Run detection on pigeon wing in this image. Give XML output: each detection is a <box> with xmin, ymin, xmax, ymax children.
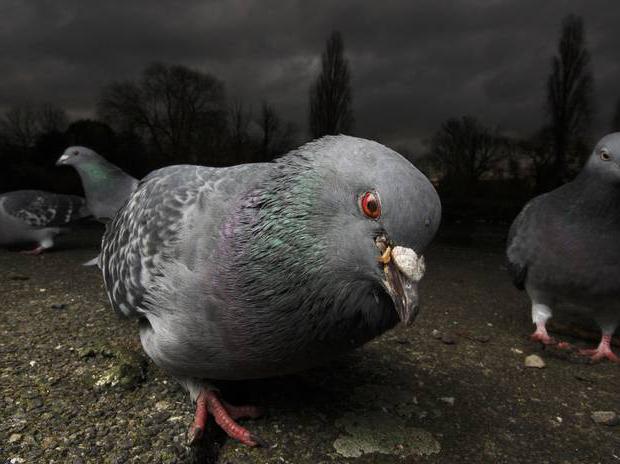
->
<box><xmin>100</xmin><ymin>164</ymin><xmax>268</xmax><ymax>319</ymax></box>
<box><xmin>2</xmin><ymin>190</ymin><xmax>87</xmax><ymax>228</ymax></box>
<box><xmin>506</xmin><ymin>198</ymin><xmax>541</xmax><ymax>290</ymax></box>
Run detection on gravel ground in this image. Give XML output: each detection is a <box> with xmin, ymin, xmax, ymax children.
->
<box><xmin>1</xmin><ymin>223</ymin><xmax>619</xmax><ymax>464</ymax></box>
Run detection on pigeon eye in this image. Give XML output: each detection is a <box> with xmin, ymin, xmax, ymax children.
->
<box><xmin>360</xmin><ymin>191</ymin><xmax>381</xmax><ymax>219</ymax></box>
<box><xmin>600</xmin><ymin>149</ymin><xmax>611</xmax><ymax>161</ymax></box>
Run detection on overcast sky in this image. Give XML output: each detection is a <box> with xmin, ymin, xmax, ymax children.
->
<box><xmin>1</xmin><ymin>0</ymin><xmax>618</xmax><ymax>154</ymax></box>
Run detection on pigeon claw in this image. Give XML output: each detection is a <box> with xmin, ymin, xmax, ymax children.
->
<box><xmin>188</xmin><ymin>389</ymin><xmax>265</xmax><ymax>447</ymax></box>
<box><xmin>530</xmin><ymin>323</ymin><xmax>557</xmax><ymax>345</ymax></box>
<box><xmin>249</xmin><ymin>433</ymin><xmax>270</xmax><ymax>448</ymax></box>
<box><xmin>187</xmin><ymin>424</ymin><xmax>204</xmax><ymax>446</ymax></box>
<box><xmin>221</xmin><ymin>401</ymin><xmax>264</xmax><ymax>420</ymax></box>
<box><xmin>529</xmin><ymin>332</ymin><xmax>557</xmax><ymax>345</ymax></box>
<box><xmin>578</xmin><ymin>335</ymin><xmax>620</xmax><ymax>363</ymax></box>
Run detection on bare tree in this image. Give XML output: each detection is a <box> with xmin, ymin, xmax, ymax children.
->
<box><xmin>258</xmin><ymin>101</ymin><xmax>280</xmax><ymax>159</ymax></box>
<box><xmin>431</xmin><ymin>116</ymin><xmax>503</xmax><ymax>190</ymax></box>
<box><xmin>0</xmin><ymin>105</ymin><xmax>39</xmax><ymax>150</ymax></box>
<box><xmin>0</xmin><ymin>103</ymin><xmax>68</xmax><ymax>151</ymax></box>
<box><xmin>546</xmin><ymin>14</ymin><xmax>593</xmax><ymax>186</ymax></box>
<box><xmin>98</xmin><ymin>62</ymin><xmax>227</xmax><ymax>162</ymax></box>
<box><xmin>612</xmin><ymin>98</ymin><xmax>620</xmax><ymax>132</ymax></box>
<box><xmin>256</xmin><ymin>102</ymin><xmax>297</xmax><ymax>161</ymax></box>
<box><xmin>38</xmin><ymin>103</ymin><xmax>69</xmax><ymax>133</ymax></box>
<box><xmin>309</xmin><ymin>31</ymin><xmax>354</xmax><ymax>138</ymax></box>
<box><xmin>229</xmin><ymin>100</ymin><xmax>251</xmax><ymax>149</ymax></box>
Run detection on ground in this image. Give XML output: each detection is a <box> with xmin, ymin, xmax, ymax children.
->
<box><xmin>1</xmin><ymin>223</ymin><xmax>619</xmax><ymax>464</ymax></box>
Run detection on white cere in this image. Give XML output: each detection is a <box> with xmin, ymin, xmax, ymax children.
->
<box><xmin>391</xmin><ymin>246</ymin><xmax>425</xmax><ymax>282</ymax></box>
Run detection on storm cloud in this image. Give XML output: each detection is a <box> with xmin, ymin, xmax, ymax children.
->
<box><xmin>1</xmin><ymin>0</ymin><xmax>618</xmax><ymax>153</ymax></box>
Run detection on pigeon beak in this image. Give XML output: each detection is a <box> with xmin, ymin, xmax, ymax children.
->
<box><xmin>376</xmin><ymin>238</ymin><xmax>425</xmax><ymax>326</ymax></box>
<box><xmin>56</xmin><ymin>154</ymin><xmax>68</xmax><ymax>166</ymax></box>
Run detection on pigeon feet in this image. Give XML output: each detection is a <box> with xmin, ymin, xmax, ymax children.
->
<box><xmin>530</xmin><ymin>325</ymin><xmax>557</xmax><ymax>345</ymax></box>
<box><xmin>187</xmin><ymin>389</ymin><xmax>266</xmax><ymax>447</ymax></box>
<box><xmin>19</xmin><ymin>245</ymin><xmax>46</xmax><ymax>255</ymax></box>
<box><xmin>578</xmin><ymin>335</ymin><xmax>620</xmax><ymax>363</ymax></box>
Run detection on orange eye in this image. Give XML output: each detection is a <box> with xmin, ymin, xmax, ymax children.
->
<box><xmin>360</xmin><ymin>191</ymin><xmax>381</xmax><ymax>219</ymax></box>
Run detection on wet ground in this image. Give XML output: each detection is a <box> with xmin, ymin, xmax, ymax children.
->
<box><xmin>1</xmin><ymin>223</ymin><xmax>619</xmax><ymax>464</ymax></box>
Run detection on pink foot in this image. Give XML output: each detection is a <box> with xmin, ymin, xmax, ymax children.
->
<box><xmin>221</xmin><ymin>400</ymin><xmax>264</xmax><ymax>420</ymax></box>
<box><xmin>530</xmin><ymin>322</ymin><xmax>557</xmax><ymax>345</ymax></box>
<box><xmin>578</xmin><ymin>335</ymin><xmax>620</xmax><ymax>363</ymax></box>
<box><xmin>19</xmin><ymin>245</ymin><xmax>46</xmax><ymax>255</ymax></box>
<box><xmin>187</xmin><ymin>390</ymin><xmax>266</xmax><ymax>447</ymax></box>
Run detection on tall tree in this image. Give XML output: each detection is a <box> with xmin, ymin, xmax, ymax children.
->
<box><xmin>546</xmin><ymin>14</ymin><xmax>593</xmax><ymax>186</ymax></box>
<box><xmin>257</xmin><ymin>101</ymin><xmax>297</xmax><ymax>161</ymax></box>
<box><xmin>97</xmin><ymin>62</ymin><xmax>227</xmax><ymax>163</ymax></box>
<box><xmin>612</xmin><ymin>98</ymin><xmax>620</xmax><ymax>131</ymax></box>
<box><xmin>309</xmin><ymin>31</ymin><xmax>354</xmax><ymax>138</ymax></box>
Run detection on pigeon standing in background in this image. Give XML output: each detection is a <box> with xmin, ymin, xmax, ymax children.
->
<box><xmin>56</xmin><ymin>146</ymin><xmax>138</xmax><ymax>223</ymax></box>
<box><xmin>100</xmin><ymin>135</ymin><xmax>441</xmax><ymax>446</ymax></box>
<box><xmin>0</xmin><ymin>190</ymin><xmax>88</xmax><ymax>254</ymax></box>
<box><xmin>507</xmin><ymin>132</ymin><xmax>620</xmax><ymax>362</ymax></box>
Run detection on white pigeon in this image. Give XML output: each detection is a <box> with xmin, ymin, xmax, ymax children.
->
<box><xmin>56</xmin><ymin>146</ymin><xmax>138</xmax><ymax>223</ymax></box>
<box><xmin>0</xmin><ymin>190</ymin><xmax>89</xmax><ymax>254</ymax></box>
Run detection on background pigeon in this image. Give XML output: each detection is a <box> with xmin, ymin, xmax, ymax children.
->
<box><xmin>0</xmin><ymin>190</ymin><xmax>88</xmax><ymax>254</ymax></box>
<box><xmin>507</xmin><ymin>132</ymin><xmax>620</xmax><ymax>362</ymax></box>
<box><xmin>57</xmin><ymin>146</ymin><xmax>138</xmax><ymax>223</ymax></box>
<box><xmin>100</xmin><ymin>135</ymin><xmax>441</xmax><ymax>446</ymax></box>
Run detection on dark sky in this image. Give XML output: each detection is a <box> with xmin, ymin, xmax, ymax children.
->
<box><xmin>1</xmin><ymin>0</ymin><xmax>618</xmax><ymax>154</ymax></box>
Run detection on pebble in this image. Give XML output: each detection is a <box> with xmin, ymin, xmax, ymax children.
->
<box><xmin>591</xmin><ymin>411</ymin><xmax>619</xmax><ymax>426</ymax></box>
<box><xmin>8</xmin><ymin>433</ymin><xmax>22</xmax><ymax>443</ymax></box>
<box><xmin>431</xmin><ymin>329</ymin><xmax>441</xmax><ymax>339</ymax></box>
<box><xmin>439</xmin><ymin>397</ymin><xmax>455</xmax><ymax>406</ymax></box>
<box><xmin>524</xmin><ymin>354</ymin><xmax>545</xmax><ymax>368</ymax></box>
<box><xmin>155</xmin><ymin>400</ymin><xmax>170</xmax><ymax>411</ymax></box>
<box><xmin>441</xmin><ymin>333</ymin><xmax>456</xmax><ymax>345</ymax></box>
<box><xmin>474</xmin><ymin>334</ymin><xmax>491</xmax><ymax>343</ymax></box>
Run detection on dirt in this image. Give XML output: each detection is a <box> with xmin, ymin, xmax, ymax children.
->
<box><xmin>1</xmin><ymin>223</ymin><xmax>619</xmax><ymax>464</ymax></box>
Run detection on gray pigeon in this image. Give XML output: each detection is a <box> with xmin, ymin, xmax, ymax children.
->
<box><xmin>56</xmin><ymin>146</ymin><xmax>138</xmax><ymax>222</ymax></box>
<box><xmin>100</xmin><ymin>135</ymin><xmax>441</xmax><ymax>446</ymax></box>
<box><xmin>507</xmin><ymin>132</ymin><xmax>620</xmax><ymax>362</ymax></box>
<box><xmin>0</xmin><ymin>190</ymin><xmax>88</xmax><ymax>254</ymax></box>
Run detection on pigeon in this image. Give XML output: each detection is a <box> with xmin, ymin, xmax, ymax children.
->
<box><xmin>56</xmin><ymin>146</ymin><xmax>138</xmax><ymax>223</ymax></box>
<box><xmin>100</xmin><ymin>135</ymin><xmax>441</xmax><ymax>446</ymax></box>
<box><xmin>0</xmin><ymin>190</ymin><xmax>88</xmax><ymax>254</ymax></box>
<box><xmin>507</xmin><ymin>132</ymin><xmax>620</xmax><ymax>362</ymax></box>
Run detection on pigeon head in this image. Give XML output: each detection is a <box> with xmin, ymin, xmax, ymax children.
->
<box><xmin>56</xmin><ymin>146</ymin><xmax>102</xmax><ymax>167</ymax></box>
<box><xmin>222</xmin><ymin>136</ymin><xmax>441</xmax><ymax>333</ymax></box>
<box><xmin>584</xmin><ymin>132</ymin><xmax>620</xmax><ymax>183</ymax></box>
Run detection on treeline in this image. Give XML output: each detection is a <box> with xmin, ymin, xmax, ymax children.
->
<box><xmin>0</xmin><ymin>31</ymin><xmax>354</xmax><ymax>195</ymax></box>
<box><xmin>1</xmin><ymin>18</ymin><xmax>618</xmax><ymax>219</ymax></box>
<box><xmin>421</xmin><ymin>15</ymin><xmax>620</xmax><ymax>223</ymax></box>
<box><xmin>0</xmin><ymin>64</ymin><xmax>301</xmax><ymax>194</ymax></box>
